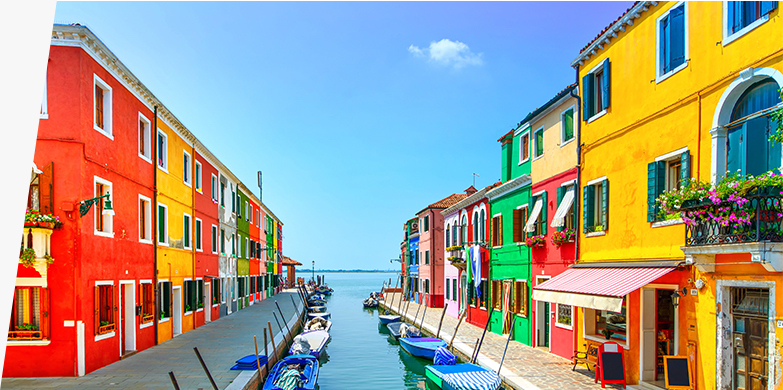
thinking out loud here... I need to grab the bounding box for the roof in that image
[281,256,302,266]
[571,2,656,68]
[499,84,577,142]
[417,193,468,215]
[441,182,503,216]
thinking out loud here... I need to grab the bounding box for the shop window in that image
[556,304,572,328]
[93,75,112,137]
[491,215,503,246]
[158,281,171,319]
[648,150,691,222]
[9,287,49,340]
[583,179,609,233]
[585,298,627,343]
[140,283,154,324]
[514,280,528,316]
[138,113,151,162]
[95,283,116,335]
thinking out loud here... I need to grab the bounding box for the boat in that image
[378,314,401,325]
[261,354,319,390]
[289,330,331,358]
[363,298,379,308]
[307,305,327,313]
[425,363,502,390]
[304,317,332,333]
[387,322,420,340]
[307,312,331,321]
[399,337,447,360]
[315,286,333,295]
[307,298,326,306]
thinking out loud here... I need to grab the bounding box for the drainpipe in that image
[152,105,159,345]
[570,68,581,356]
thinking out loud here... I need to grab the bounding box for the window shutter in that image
[584,185,595,233]
[582,74,593,119]
[522,281,528,317]
[647,162,657,222]
[111,284,117,325]
[40,162,54,214]
[94,286,100,335]
[731,2,743,33]
[556,187,564,232]
[498,215,503,246]
[602,179,609,231]
[95,86,103,128]
[670,5,685,69]
[168,282,173,318]
[680,150,691,187]
[660,15,670,74]
[601,60,611,110]
[513,209,521,243]
[761,1,777,15]
[541,191,547,236]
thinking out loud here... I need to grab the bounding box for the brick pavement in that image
[381,293,629,390]
[2,291,304,390]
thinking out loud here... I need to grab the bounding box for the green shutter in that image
[655,161,666,219]
[602,60,611,109]
[556,187,564,232]
[602,179,609,231]
[564,109,574,140]
[583,186,594,233]
[582,74,593,119]
[647,162,657,222]
[541,191,548,236]
[184,216,190,248]
[680,151,691,188]
[158,206,165,243]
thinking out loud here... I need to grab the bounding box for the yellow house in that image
[536,2,782,389]
[155,118,198,342]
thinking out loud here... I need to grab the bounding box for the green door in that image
[543,302,550,348]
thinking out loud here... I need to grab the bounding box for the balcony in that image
[446,246,466,270]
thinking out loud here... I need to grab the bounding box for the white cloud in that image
[408,39,483,69]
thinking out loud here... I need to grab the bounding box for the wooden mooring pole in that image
[497,316,517,374]
[472,307,494,364]
[275,301,293,340]
[263,329,270,374]
[267,322,276,360]
[449,311,466,350]
[436,303,448,338]
[272,312,288,346]
[193,347,219,390]
[253,335,262,378]
[168,371,180,390]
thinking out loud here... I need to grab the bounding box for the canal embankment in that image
[380,292,628,390]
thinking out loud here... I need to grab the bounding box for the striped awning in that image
[523,198,543,233]
[550,189,574,228]
[532,266,675,312]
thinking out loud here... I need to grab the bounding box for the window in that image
[9,287,49,340]
[582,59,611,121]
[453,279,457,302]
[514,280,528,316]
[211,174,218,201]
[492,280,501,309]
[95,283,115,335]
[183,214,191,250]
[157,130,168,171]
[446,224,451,247]
[423,215,429,232]
[425,250,429,265]
[478,280,488,309]
[244,201,249,221]
[583,179,609,233]
[184,280,196,313]
[140,283,154,324]
[446,278,450,300]
[519,131,530,163]
[648,150,691,222]
[524,192,547,237]
[94,177,113,236]
[212,279,221,305]
[195,161,202,192]
[556,304,572,328]
[480,210,486,242]
[491,215,503,247]
[468,280,476,306]
[220,179,226,207]
[724,1,777,45]
[249,204,254,224]
[138,113,152,161]
[553,185,576,232]
[158,203,168,245]
[183,151,191,186]
[40,78,48,119]
[425,279,430,294]
[561,108,575,144]
[512,206,529,243]
[533,127,544,158]
[220,229,225,254]
[93,75,112,137]
[727,79,782,177]
[245,237,249,259]
[158,281,171,319]
[461,215,468,243]
[586,298,627,343]
[139,195,152,243]
[195,218,202,251]
[657,2,687,81]
[211,225,218,254]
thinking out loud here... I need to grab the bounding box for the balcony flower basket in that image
[8,324,43,340]
[448,256,467,270]
[141,314,154,324]
[24,209,62,229]
[526,235,546,248]
[97,321,115,335]
[552,229,576,248]
[446,246,463,252]
[19,247,36,268]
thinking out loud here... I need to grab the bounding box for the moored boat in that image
[304,317,332,333]
[399,337,447,360]
[307,305,327,313]
[425,363,501,390]
[387,322,420,340]
[378,314,401,325]
[261,354,319,390]
[307,312,331,321]
[289,330,331,358]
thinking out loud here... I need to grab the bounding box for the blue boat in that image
[378,314,400,325]
[261,354,319,390]
[387,322,420,340]
[399,337,447,360]
[425,363,501,390]
[288,330,330,358]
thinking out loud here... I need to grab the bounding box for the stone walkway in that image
[2,291,304,390]
[381,293,629,390]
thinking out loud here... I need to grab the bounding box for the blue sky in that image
[53,1,632,270]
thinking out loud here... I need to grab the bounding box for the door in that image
[536,300,549,348]
[641,288,657,382]
[173,287,182,335]
[542,302,550,348]
[123,283,135,353]
[120,286,126,353]
[734,316,769,389]
[204,283,211,323]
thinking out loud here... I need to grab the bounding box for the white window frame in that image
[93,74,113,139]
[245,201,249,221]
[195,277,204,312]
[40,77,48,119]
[158,203,169,246]
[245,237,249,259]
[183,150,192,187]
[183,213,192,250]
[195,218,203,252]
[560,105,577,147]
[157,130,168,173]
[211,174,218,202]
[138,194,152,244]
[94,280,116,342]
[139,280,154,329]
[723,1,772,47]
[195,160,202,193]
[249,204,254,225]
[585,58,609,123]
[533,126,545,160]
[211,224,218,254]
[555,303,573,330]
[183,278,193,316]
[93,176,114,238]
[518,129,531,165]
[656,1,689,83]
[138,113,152,163]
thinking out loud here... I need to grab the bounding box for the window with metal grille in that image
[731,287,769,317]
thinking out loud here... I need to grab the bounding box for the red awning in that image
[532,267,675,312]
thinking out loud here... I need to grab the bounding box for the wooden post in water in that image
[168,371,180,390]
[449,311,466,350]
[272,312,288,347]
[497,316,517,374]
[412,297,422,327]
[470,338,481,363]
[275,301,293,341]
[193,347,219,390]
[267,322,276,361]
[436,303,448,338]
[263,329,270,375]
[402,289,412,320]
[472,307,494,364]
[389,275,400,312]
[254,335,262,378]
[418,297,429,333]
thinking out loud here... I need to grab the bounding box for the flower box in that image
[141,314,154,324]
[8,330,43,340]
[97,323,115,335]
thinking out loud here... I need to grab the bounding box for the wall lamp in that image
[670,287,688,307]
[79,192,114,217]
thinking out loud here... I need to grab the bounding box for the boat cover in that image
[442,369,501,390]
[434,347,457,366]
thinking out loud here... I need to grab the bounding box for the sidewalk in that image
[381,293,627,390]
[2,291,304,390]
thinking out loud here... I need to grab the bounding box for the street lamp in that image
[670,287,688,307]
[312,260,315,282]
[79,192,114,217]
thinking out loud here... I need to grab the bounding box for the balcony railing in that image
[8,330,43,340]
[682,187,783,246]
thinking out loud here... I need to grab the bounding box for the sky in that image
[52,1,633,271]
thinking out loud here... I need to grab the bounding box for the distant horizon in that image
[295,269,399,273]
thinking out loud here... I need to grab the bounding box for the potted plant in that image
[601,329,613,340]
[19,247,36,267]
[526,235,546,248]
[24,209,62,229]
[44,253,54,265]
[552,229,576,248]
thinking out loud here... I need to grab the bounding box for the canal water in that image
[296,271,440,389]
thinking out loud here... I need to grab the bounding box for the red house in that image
[193,150,221,325]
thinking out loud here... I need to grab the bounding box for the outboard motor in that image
[290,334,311,355]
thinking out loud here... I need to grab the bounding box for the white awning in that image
[524,198,543,233]
[550,189,575,228]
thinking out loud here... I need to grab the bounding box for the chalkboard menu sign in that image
[664,356,693,390]
[594,341,626,388]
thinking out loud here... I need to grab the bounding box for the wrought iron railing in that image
[682,188,783,246]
